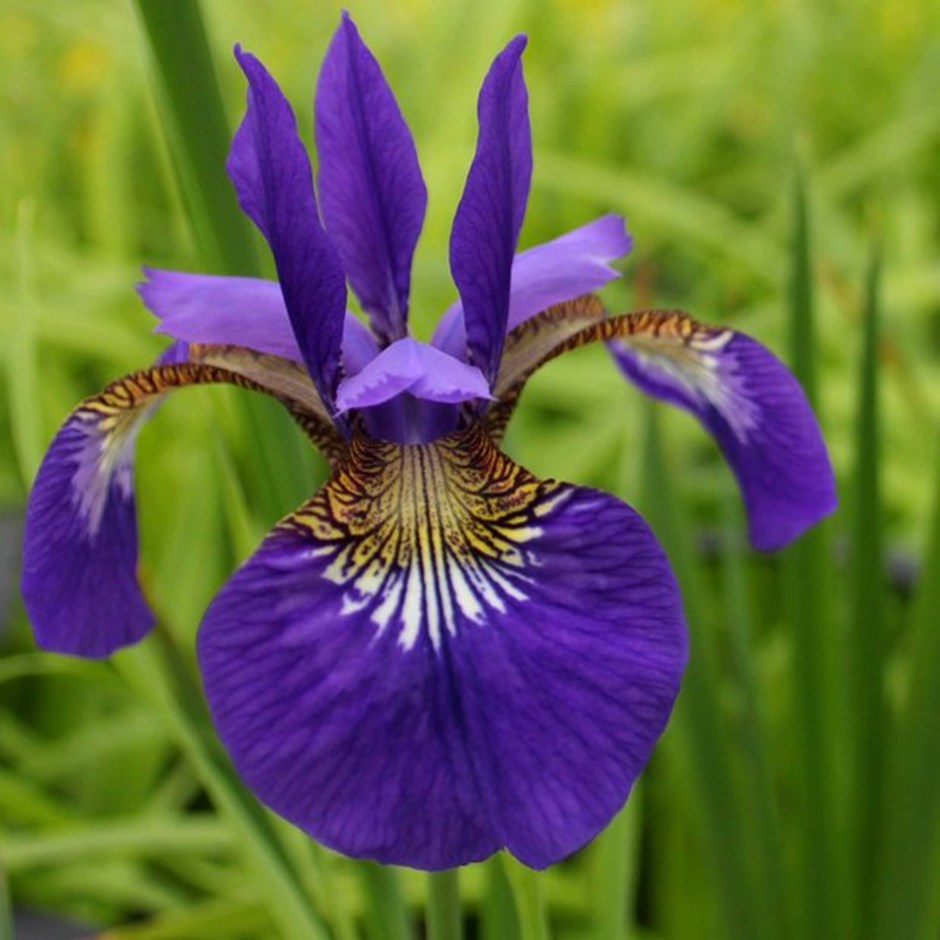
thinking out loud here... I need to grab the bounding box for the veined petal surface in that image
[228,48,347,411]
[482,302,836,550]
[449,36,532,384]
[198,426,687,870]
[433,215,630,358]
[316,13,426,343]
[335,338,491,413]
[23,386,155,658]
[609,314,836,549]
[140,269,380,382]
[141,271,302,361]
[22,358,347,658]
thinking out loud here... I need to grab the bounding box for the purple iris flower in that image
[20,14,836,871]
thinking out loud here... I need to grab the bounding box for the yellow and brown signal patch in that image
[281,425,567,651]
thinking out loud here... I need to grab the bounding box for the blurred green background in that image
[1,0,938,938]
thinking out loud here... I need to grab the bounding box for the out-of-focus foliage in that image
[0,0,938,938]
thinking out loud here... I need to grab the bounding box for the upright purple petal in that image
[228,47,347,411]
[316,13,427,344]
[449,36,532,384]
[434,215,631,358]
[610,318,837,550]
[198,428,686,869]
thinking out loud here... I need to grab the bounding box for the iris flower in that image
[21,15,836,870]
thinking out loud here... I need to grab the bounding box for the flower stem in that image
[502,857,550,940]
[427,869,462,940]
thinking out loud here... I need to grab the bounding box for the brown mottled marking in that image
[78,360,347,465]
[485,303,719,443]
[280,424,563,650]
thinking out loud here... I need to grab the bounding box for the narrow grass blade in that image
[7,199,43,485]
[782,165,842,940]
[99,896,269,940]
[848,244,886,937]
[132,0,317,519]
[114,639,328,940]
[587,784,642,940]
[719,491,789,940]
[131,0,257,276]
[427,870,462,940]
[638,404,762,940]
[0,859,10,940]
[502,857,550,940]
[0,818,229,870]
[875,427,940,938]
[359,862,413,940]
[482,856,520,940]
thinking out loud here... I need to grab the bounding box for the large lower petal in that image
[198,426,687,870]
[449,37,531,385]
[22,359,345,659]
[316,13,427,343]
[228,48,347,412]
[433,215,631,359]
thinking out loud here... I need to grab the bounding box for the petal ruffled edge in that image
[140,270,305,362]
[335,338,492,413]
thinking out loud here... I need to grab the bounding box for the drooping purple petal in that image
[20,348,356,659]
[228,47,347,411]
[335,337,491,413]
[197,428,686,870]
[434,214,631,358]
[449,36,532,384]
[610,320,837,550]
[22,396,155,658]
[316,13,427,344]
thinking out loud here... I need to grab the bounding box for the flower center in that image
[280,426,568,651]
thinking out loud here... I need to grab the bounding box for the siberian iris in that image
[21,14,836,870]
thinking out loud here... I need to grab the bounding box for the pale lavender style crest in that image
[20,13,835,871]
